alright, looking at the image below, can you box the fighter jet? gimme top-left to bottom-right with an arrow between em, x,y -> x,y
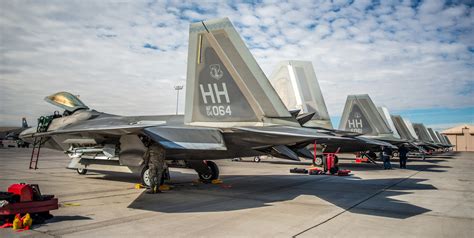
269,60 -> 395,158
390,115 -> 432,153
427,128 -> 451,149
412,123 -> 444,151
373,108 -> 425,154
0,118 -> 30,148
338,94 -> 416,151
21,18 -> 352,186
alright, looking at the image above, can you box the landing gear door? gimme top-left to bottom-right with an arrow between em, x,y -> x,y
119,135 -> 146,167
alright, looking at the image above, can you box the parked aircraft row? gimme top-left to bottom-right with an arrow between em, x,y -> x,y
20,18 -> 451,186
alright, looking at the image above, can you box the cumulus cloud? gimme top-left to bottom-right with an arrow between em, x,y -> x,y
0,0 -> 472,126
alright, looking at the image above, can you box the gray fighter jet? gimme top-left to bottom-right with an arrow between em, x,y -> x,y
374,108 -> 425,154
269,60 -> 395,157
21,18 -> 352,185
428,128 -> 451,148
412,123 -> 444,150
0,118 -> 30,148
338,94 -> 415,151
390,115 -> 431,153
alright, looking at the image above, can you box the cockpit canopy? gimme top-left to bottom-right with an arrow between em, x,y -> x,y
44,92 -> 89,112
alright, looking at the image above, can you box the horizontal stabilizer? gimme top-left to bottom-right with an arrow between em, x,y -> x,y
144,126 -> 226,150
271,145 -> 300,161
295,147 -> 314,159
289,109 -> 301,118
296,112 -> 316,126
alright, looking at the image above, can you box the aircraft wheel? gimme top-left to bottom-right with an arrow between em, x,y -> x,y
141,166 -> 151,187
254,156 -> 261,163
314,155 -> 323,166
76,168 -> 88,175
198,161 -> 219,183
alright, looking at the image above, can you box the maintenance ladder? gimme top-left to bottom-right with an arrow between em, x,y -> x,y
29,116 -> 53,170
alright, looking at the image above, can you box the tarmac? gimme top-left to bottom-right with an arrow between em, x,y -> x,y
0,148 -> 473,237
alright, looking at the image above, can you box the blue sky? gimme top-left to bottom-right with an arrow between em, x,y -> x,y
0,0 -> 473,131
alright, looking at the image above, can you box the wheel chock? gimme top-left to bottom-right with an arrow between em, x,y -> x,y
159,184 -> 171,191
211,179 -> 223,184
61,202 -> 81,207
290,168 -> 308,174
135,183 -> 146,189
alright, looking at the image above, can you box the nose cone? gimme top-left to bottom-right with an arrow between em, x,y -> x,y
20,127 -> 37,143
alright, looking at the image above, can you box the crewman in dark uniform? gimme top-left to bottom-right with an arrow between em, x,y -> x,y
398,144 -> 409,169
146,143 -> 166,194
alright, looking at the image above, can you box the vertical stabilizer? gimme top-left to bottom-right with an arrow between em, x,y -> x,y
427,128 -> 441,143
377,107 -> 400,138
338,94 -> 392,136
436,131 -> 448,144
413,123 -> 434,143
269,60 -> 332,129
391,115 -> 415,140
403,118 -> 419,140
22,117 -> 28,128
185,18 -> 293,127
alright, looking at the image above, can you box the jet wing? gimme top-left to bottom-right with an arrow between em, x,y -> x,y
20,116 -> 168,138
235,126 -> 352,145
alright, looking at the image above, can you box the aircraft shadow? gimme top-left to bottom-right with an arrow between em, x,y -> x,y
127,174 -> 435,219
236,158 -> 451,173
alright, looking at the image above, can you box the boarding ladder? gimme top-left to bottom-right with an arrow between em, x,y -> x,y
360,151 -> 380,166
29,116 -> 53,169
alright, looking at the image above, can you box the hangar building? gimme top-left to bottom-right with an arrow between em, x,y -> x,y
442,124 -> 474,151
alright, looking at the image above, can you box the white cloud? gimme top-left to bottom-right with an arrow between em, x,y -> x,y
0,0 -> 472,126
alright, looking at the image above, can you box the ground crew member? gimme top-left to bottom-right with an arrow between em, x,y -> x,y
399,144 -> 409,169
146,143 -> 166,194
382,146 -> 392,170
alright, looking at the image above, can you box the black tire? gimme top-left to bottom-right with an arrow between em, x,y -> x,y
254,156 -> 261,163
76,168 -> 88,175
198,161 -> 219,183
141,166 -> 168,187
141,166 -> 151,187
314,155 -> 323,166
392,151 -> 399,158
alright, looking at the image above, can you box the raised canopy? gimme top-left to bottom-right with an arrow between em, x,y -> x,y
45,92 -> 89,112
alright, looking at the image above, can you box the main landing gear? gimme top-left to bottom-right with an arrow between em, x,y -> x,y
141,166 -> 169,187
140,160 -> 220,186
188,160 -> 220,183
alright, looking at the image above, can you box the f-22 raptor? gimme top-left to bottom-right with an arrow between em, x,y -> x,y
21,18 -> 357,186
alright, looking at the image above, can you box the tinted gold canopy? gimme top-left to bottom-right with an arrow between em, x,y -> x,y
44,92 -> 89,112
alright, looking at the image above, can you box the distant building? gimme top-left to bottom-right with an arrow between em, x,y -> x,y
442,124 -> 474,152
